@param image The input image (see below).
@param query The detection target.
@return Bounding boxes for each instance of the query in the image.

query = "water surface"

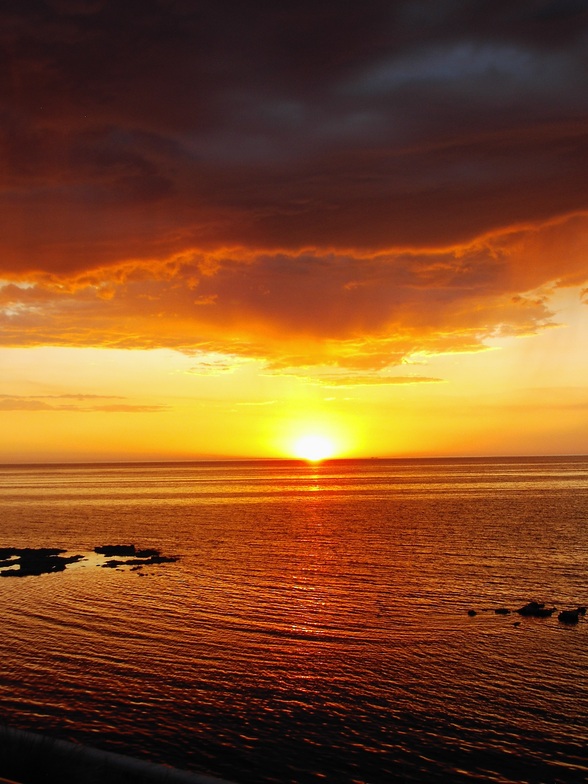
[0,457,586,783]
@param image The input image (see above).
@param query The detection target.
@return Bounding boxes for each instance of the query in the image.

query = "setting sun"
[292,434,336,462]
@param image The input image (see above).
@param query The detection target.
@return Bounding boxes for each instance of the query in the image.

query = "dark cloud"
[1,1,587,366]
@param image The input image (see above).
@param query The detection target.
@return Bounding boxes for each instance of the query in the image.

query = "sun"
[292,434,336,462]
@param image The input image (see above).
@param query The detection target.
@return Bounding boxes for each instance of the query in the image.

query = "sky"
[1,0,588,462]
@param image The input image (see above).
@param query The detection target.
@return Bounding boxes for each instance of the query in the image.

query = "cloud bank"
[2,0,588,373]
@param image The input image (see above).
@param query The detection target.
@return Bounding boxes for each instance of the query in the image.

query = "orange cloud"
[1,212,585,374]
[2,2,588,376]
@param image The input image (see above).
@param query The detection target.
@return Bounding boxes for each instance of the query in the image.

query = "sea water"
[0,457,586,783]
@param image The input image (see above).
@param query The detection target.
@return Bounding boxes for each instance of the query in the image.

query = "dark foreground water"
[0,457,586,783]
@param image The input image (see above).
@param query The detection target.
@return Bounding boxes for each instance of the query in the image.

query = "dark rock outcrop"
[0,544,179,577]
[516,601,556,618]
[94,544,159,558]
[96,545,178,569]
[0,548,84,577]
[466,598,586,626]
[558,609,580,624]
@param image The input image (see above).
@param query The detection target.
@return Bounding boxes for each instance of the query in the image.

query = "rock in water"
[516,601,556,618]
[558,609,580,624]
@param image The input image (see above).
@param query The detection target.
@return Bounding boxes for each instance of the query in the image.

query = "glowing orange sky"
[1,1,588,461]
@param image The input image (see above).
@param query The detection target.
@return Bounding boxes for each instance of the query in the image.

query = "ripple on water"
[0,458,586,783]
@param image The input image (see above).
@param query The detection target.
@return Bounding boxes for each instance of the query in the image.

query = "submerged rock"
[100,554,178,569]
[95,544,162,558]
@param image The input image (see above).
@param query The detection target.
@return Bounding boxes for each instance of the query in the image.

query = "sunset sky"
[1,0,588,461]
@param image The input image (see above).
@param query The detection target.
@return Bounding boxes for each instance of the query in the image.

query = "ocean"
[0,456,586,783]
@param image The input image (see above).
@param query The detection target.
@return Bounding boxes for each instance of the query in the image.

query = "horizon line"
[1,452,587,468]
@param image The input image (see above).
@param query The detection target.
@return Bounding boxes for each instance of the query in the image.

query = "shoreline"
[0,726,234,784]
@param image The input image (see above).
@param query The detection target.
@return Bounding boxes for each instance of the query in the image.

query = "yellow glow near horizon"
[291,434,337,462]
[2,287,588,463]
